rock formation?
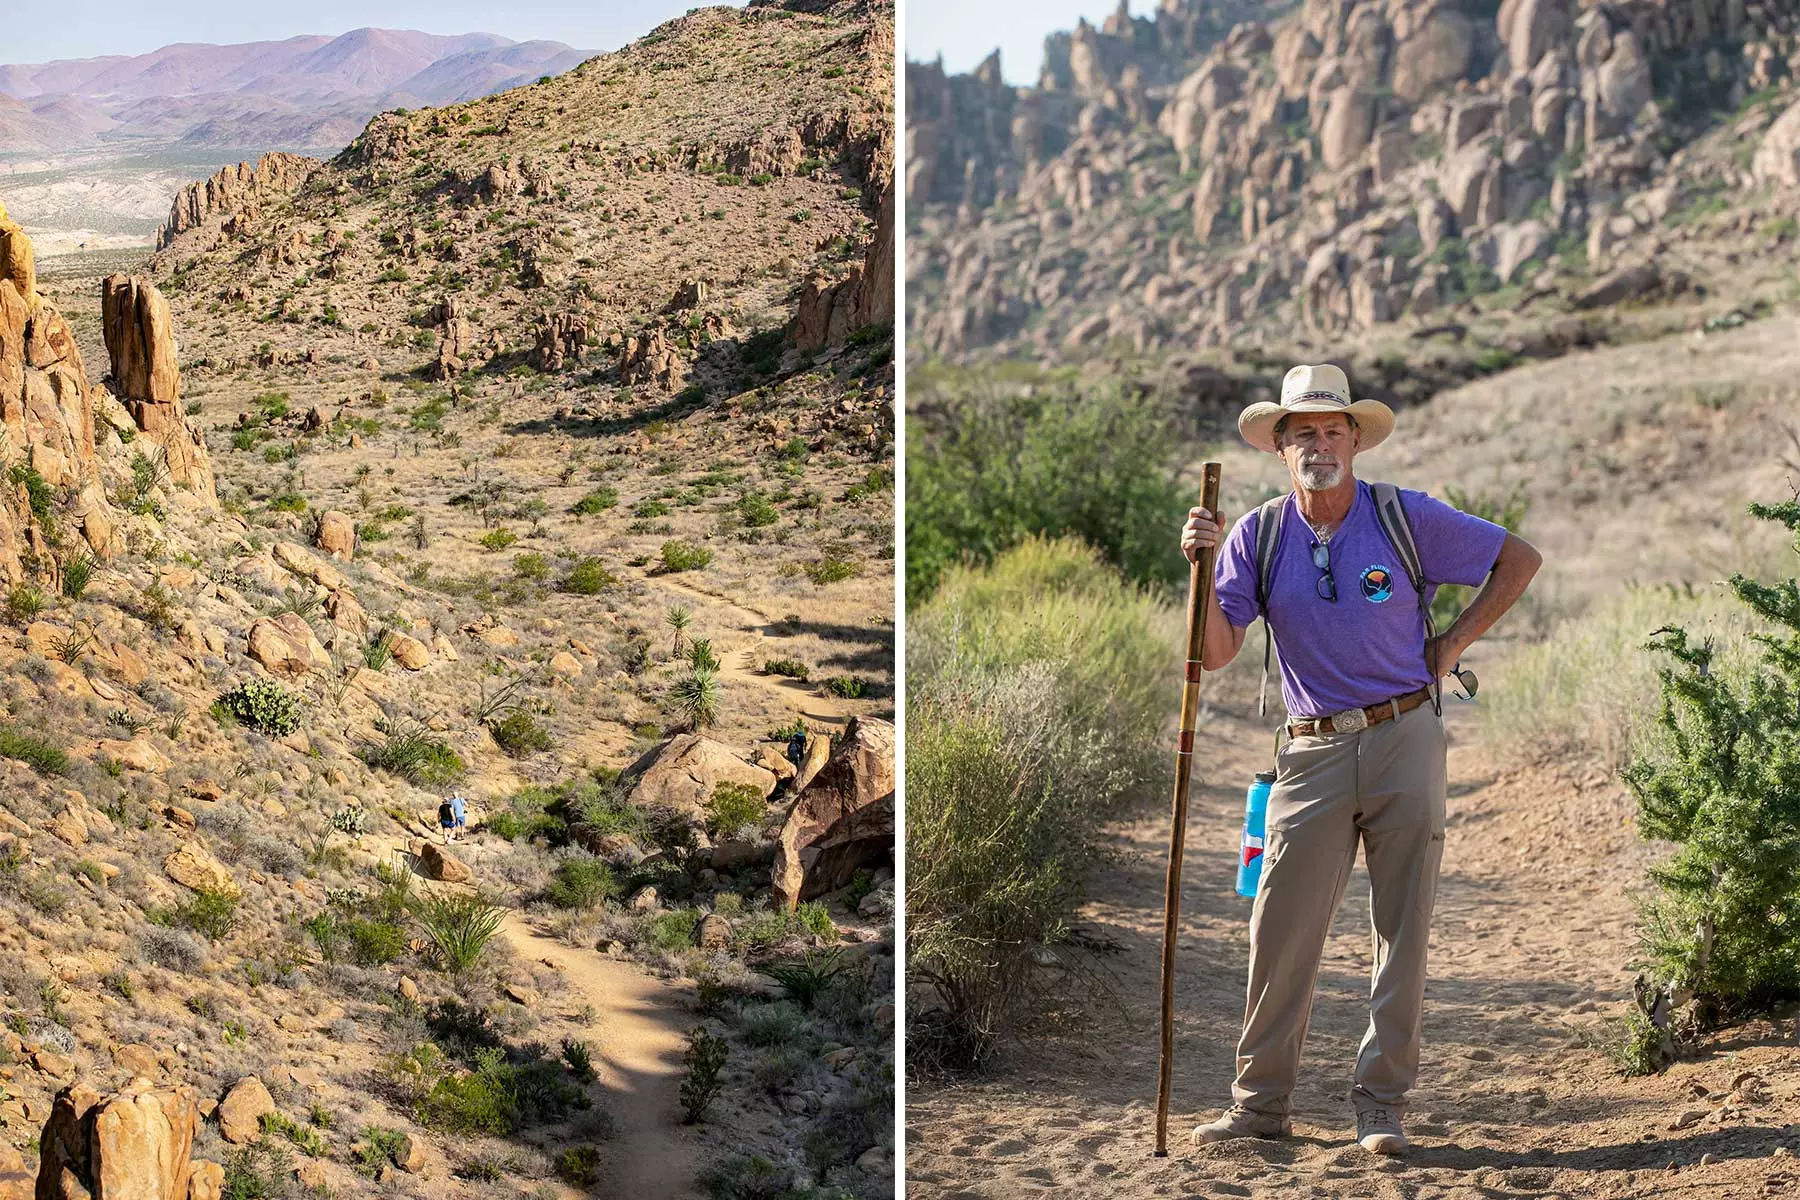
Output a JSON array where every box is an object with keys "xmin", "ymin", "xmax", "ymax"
[
  {"xmin": 35, "ymin": 1079, "xmax": 199, "ymax": 1200},
  {"xmin": 100, "ymin": 275, "xmax": 217, "ymax": 502},
  {"xmin": 621, "ymin": 734, "xmax": 777, "ymax": 816},
  {"xmin": 534, "ymin": 311, "xmax": 591, "ymax": 371},
  {"xmin": 772, "ymin": 717, "xmax": 895, "ymax": 909},
  {"xmin": 619, "ymin": 326, "xmax": 686, "ymax": 390},
  {"xmin": 156, "ymin": 152, "xmax": 320, "ymax": 251}
]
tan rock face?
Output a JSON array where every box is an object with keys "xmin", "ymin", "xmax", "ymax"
[
  {"xmin": 772, "ymin": 717, "xmax": 895, "ymax": 909},
  {"xmin": 419, "ymin": 843, "xmax": 471, "ymax": 882},
  {"xmin": 389, "ymin": 632, "xmax": 430, "ymax": 670},
  {"xmin": 622, "ymin": 734, "xmax": 778, "ymax": 815},
  {"xmin": 247, "ymin": 613, "xmax": 331, "ymax": 677},
  {"xmin": 163, "ymin": 841, "xmax": 240, "ymax": 898},
  {"xmin": 215, "ymin": 1076, "xmax": 274, "ymax": 1144},
  {"xmin": 314, "ymin": 511, "xmax": 355, "ymax": 559},
  {"xmin": 157, "ymin": 152, "xmax": 320, "ymax": 250},
  {"xmin": 100, "ymin": 275, "xmax": 217, "ymax": 503},
  {"xmin": 35, "ymin": 1079, "xmax": 199, "ymax": 1200},
  {"xmin": 96, "ymin": 738, "xmax": 172, "ymax": 774},
  {"xmin": 1756, "ymin": 98, "xmax": 1800, "ymax": 189},
  {"xmin": 186, "ymin": 1160, "xmax": 225, "ymax": 1200}
]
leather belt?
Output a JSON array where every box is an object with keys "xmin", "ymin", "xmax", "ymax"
[{"xmin": 1287, "ymin": 686, "xmax": 1432, "ymax": 738}]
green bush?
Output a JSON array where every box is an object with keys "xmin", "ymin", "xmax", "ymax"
[
  {"xmin": 738, "ymin": 491, "xmax": 778, "ymax": 527},
  {"xmin": 571, "ymin": 487, "xmax": 618, "ymax": 515},
  {"xmin": 660, "ymin": 540, "xmax": 713, "ymax": 572},
  {"xmin": 669, "ymin": 666, "xmax": 720, "ymax": 728},
  {"xmin": 558, "ymin": 1144, "xmax": 602, "ymax": 1185},
  {"xmin": 488, "ymin": 711, "xmax": 555, "ymax": 758},
  {"xmin": 220, "ymin": 1142, "xmax": 290, "ymax": 1198},
  {"xmin": 547, "ymin": 855, "xmax": 617, "ymax": 909},
  {"xmin": 1618, "ymin": 498, "xmax": 1800, "ymax": 1069},
  {"xmin": 563, "ymin": 556, "xmax": 617, "ymax": 594},
  {"xmin": 4, "ymin": 585, "xmax": 45, "ymax": 625},
  {"xmin": 178, "ymin": 889, "xmax": 239, "ymax": 940},
  {"xmin": 478, "ymin": 527, "xmax": 518, "ymax": 551},
  {"xmin": 906, "ymin": 383, "xmax": 1190, "ymax": 605},
  {"xmin": 764, "ymin": 657, "xmax": 809, "ymax": 679},
  {"xmin": 708, "ymin": 782, "xmax": 766, "ymax": 840},
  {"xmin": 61, "ymin": 553, "xmax": 96, "ymax": 600},
  {"xmin": 680, "ymin": 1028, "xmax": 729, "ymax": 1123},
  {"xmin": 908, "ymin": 538, "xmax": 1171, "ymax": 1066},
  {"xmin": 821, "ymin": 675, "xmax": 869, "ymax": 699},
  {"xmin": 0, "ymin": 727, "xmax": 67, "ymax": 776},
  {"xmin": 805, "ymin": 554, "xmax": 859, "ymax": 585},
  {"xmin": 364, "ymin": 716, "xmax": 463, "ymax": 785},
  {"xmin": 215, "ymin": 679, "xmax": 304, "ymax": 737}
]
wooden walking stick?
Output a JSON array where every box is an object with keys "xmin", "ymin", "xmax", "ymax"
[{"xmin": 1155, "ymin": 461, "xmax": 1222, "ymax": 1157}]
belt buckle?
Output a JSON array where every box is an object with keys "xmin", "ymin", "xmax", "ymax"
[{"xmin": 1331, "ymin": 706, "xmax": 1368, "ymax": 733}]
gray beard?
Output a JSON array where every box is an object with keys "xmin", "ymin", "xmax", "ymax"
[{"xmin": 1298, "ymin": 463, "xmax": 1344, "ymax": 490}]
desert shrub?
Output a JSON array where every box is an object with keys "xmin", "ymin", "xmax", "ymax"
[
  {"xmin": 488, "ymin": 711, "xmax": 554, "ymax": 757},
  {"xmin": 414, "ymin": 1044, "xmax": 588, "ymax": 1136},
  {"xmin": 412, "ymin": 891, "xmax": 507, "ymax": 973},
  {"xmin": 563, "ymin": 556, "xmax": 617, "ymax": 594},
  {"xmin": 764, "ymin": 657, "xmax": 808, "ymax": 679},
  {"xmin": 176, "ymin": 889, "xmax": 239, "ymax": 940},
  {"xmin": 5, "ymin": 586, "xmax": 46, "ymax": 625},
  {"xmin": 707, "ymin": 782, "xmax": 765, "ymax": 840},
  {"xmin": 908, "ymin": 537, "xmax": 1171, "ymax": 1067},
  {"xmin": 688, "ymin": 637, "xmax": 720, "ymax": 672},
  {"xmin": 805, "ymin": 554, "xmax": 859, "ymax": 585},
  {"xmin": 668, "ymin": 666, "xmax": 720, "ymax": 728},
  {"xmin": 214, "ymin": 679, "xmax": 304, "ymax": 737},
  {"xmin": 558, "ymin": 1144, "xmax": 602, "ymax": 1185},
  {"xmin": 260, "ymin": 1110, "xmax": 326, "ymax": 1155},
  {"xmin": 764, "ymin": 949, "xmax": 847, "ymax": 1011},
  {"xmin": 821, "ymin": 675, "xmax": 869, "ymax": 699},
  {"xmin": 906, "ymin": 382, "xmax": 1190, "ymax": 604},
  {"xmin": 512, "ymin": 551, "xmax": 552, "ymax": 582},
  {"xmin": 364, "ymin": 716, "xmax": 464, "ymax": 785},
  {"xmin": 478, "ymin": 527, "xmax": 517, "ymax": 551},
  {"xmin": 363, "ymin": 630, "xmax": 396, "ymax": 671},
  {"xmin": 0, "ymin": 727, "xmax": 67, "ymax": 776},
  {"xmin": 1617, "ymin": 498, "xmax": 1800, "ymax": 1071},
  {"xmin": 547, "ymin": 854, "xmax": 617, "ymax": 910},
  {"xmin": 60, "ymin": 554, "xmax": 95, "ymax": 600},
  {"xmin": 571, "ymin": 487, "xmax": 618, "ymax": 514},
  {"xmin": 647, "ymin": 908, "xmax": 701, "ymax": 951},
  {"xmin": 738, "ymin": 491, "xmax": 778, "ymax": 527},
  {"xmin": 352, "ymin": 1126, "xmax": 409, "ymax": 1176},
  {"xmin": 795, "ymin": 900, "xmax": 835, "ymax": 940},
  {"xmin": 739, "ymin": 1001, "xmax": 808, "ymax": 1048},
  {"xmin": 140, "ymin": 926, "xmax": 208, "ymax": 972},
  {"xmin": 561, "ymin": 1037, "xmax": 596, "ymax": 1081},
  {"xmin": 680, "ymin": 1028, "xmax": 729, "ymax": 1123},
  {"xmin": 660, "ymin": 540, "xmax": 713, "ymax": 572},
  {"xmin": 221, "ymin": 1141, "xmax": 290, "ymax": 1198}
]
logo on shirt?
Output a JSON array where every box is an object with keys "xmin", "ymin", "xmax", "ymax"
[{"xmin": 1361, "ymin": 564, "xmax": 1394, "ymax": 603}]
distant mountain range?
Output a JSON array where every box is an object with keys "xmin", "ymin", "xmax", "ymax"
[{"xmin": 0, "ymin": 29, "xmax": 590, "ymax": 154}]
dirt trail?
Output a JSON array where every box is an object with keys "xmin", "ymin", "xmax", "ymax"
[
  {"xmin": 499, "ymin": 913, "xmax": 706, "ymax": 1199},
  {"xmin": 906, "ymin": 702, "xmax": 1800, "ymax": 1199}
]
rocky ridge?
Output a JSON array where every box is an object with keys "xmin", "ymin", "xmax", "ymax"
[{"xmin": 908, "ymin": 0, "xmax": 1800, "ymax": 392}]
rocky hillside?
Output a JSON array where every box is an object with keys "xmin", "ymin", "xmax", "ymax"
[
  {"xmin": 0, "ymin": 1, "xmax": 895, "ymax": 1196},
  {"xmin": 908, "ymin": 0, "xmax": 1800, "ymax": 404}
]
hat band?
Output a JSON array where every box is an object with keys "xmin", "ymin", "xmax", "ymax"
[{"xmin": 1284, "ymin": 390, "xmax": 1349, "ymax": 408}]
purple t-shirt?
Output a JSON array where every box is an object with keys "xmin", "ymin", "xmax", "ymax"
[{"xmin": 1215, "ymin": 481, "xmax": 1506, "ymax": 718}]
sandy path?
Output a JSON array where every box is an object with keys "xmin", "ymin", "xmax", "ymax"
[
  {"xmin": 906, "ymin": 704, "xmax": 1800, "ymax": 1199},
  {"xmin": 499, "ymin": 913, "xmax": 707, "ymax": 1198}
]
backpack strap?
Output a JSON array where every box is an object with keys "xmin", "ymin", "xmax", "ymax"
[
  {"xmin": 1370, "ymin": 482, "xmax": 1441, "ymax": 716},
  {"xmin": 1252, "ymin": 494, "xmax": 1290, "ymax": 719}
]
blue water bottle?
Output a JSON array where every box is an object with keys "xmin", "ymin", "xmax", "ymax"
[{"xmin": 1237, "ymin": 771, "xmax": 1275, "ymax": 898}]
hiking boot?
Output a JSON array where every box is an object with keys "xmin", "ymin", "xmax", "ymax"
[
  {"xmin": 1355, "ymin": 1107, "xmax": 1409, "ymax": 1155},
  {"xmin": 1191, "ymin": 1105, "xmax": 1291, "ymax": 1145}
]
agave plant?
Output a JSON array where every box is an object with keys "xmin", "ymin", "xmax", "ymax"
[
  {"xmin": 411, "ymin": 890, "xmax": 508, "ymax": 973},
  {"xmin": 668, "ymin": 666, "xmax": 719, "ymax": 729}
]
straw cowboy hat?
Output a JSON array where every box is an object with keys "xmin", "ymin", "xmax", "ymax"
[{"xmin": 1237, "ymin": 364, "xmax": 1395, "ymax": 455}]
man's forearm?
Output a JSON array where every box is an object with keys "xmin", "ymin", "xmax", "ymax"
[{"xmin": 1444, "ymin": 532, "xmax": 1542, "ymax": 653}]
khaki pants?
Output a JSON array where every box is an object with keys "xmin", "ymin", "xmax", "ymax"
[{"xmin": 1230, "ymin": 701, "xmax": 1447, "ymax": 1118}]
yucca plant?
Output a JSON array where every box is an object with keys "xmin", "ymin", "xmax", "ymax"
[
  {"xmin": 668, "ymin": 666, "xmax": 720, "ymax": 729},
  {"xmin": 688, "ymin": 637, "xmax": 720, "ymax": 672},
  {"xmin": 666, "ymin": 604, "xmax": 692, "ymax": 656},
  {"xmin": 411, "ymin": 891, "xmax": 508, "ymax": 973},
  {"xmin": 763, "ymin": 948, "xmax": 848, "ymax": 1011}
]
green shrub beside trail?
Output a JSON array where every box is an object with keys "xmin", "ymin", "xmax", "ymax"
[{"xmin": 907, "ymin": 538, "xmax": 1172, "ymax": 1068}]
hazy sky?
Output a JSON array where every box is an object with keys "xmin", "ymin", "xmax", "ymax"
[
  {"xmin": 5, "ymin": 1, "xmax": 721, "ymax": 64},
  {"xmin": 906, "ymin": 0, "xmax": 1159, "ymax": 85}
]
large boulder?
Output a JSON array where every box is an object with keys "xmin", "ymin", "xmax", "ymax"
[
  {"xmin": 99, "ymin": 275, "xmax": 216, "ymax": 502},
  {"xmin": 163, "ymin": 841, "xmax": 240, "ymax": 898},
  {"xmin": 313, "ymin": 511, "xmax": 355, "ymax": 559},
  {"xmin": 622, "ymin": 734, "xmax": 777, "ymax": 816},
  {"xmin": 35, "ymin": 1079, "xmax": 198, "ymax": 1199},
  {"xmin": 1391, "ymin": 8, "xmax": 1473, "ymax": 101},
  {"xmin": 771, "ymin": 718, "xmax": 895, "ymax": 910},
  {"xmin": 247, "ymin": 613, "xmax": 330, "ymax": 678},
  {"xmin": 215, "ymin": 1076, "xmax": 273, "ymax": 1144},
  {"xmin": 1319, "ymin": 87, "xmax": 1377, "ymax": 171},
  {"xmin": 1754, "ymin": 97, "xmax": 1800, "ymax": 189},
  {"xmin": 418, "ymin": 843, "xmax": 470, "ymax": 883}
]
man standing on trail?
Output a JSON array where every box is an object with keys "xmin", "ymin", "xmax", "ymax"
[{"xmin": 1179, "ymin": 364, "xmax": 1541, "ymax": 1155}]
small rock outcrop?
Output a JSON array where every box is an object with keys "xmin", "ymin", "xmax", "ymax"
[
  {"xmin": 99, "ymin": 275, "xmax": 217, "ymax": 502},
  {"xmin": 621, "ymin": 734, "xmax": 777, "ymax": 816},
  {"xmin": 35, "ymin": 1079, "xmax": 198, "ymax": 1199},
  {"xmin": 772, "ymin": 717, "xmax": 895, "ymax": 909},
  {"xmin": 619, "ymin": 326, "xmax": 685, "ymax": 390},
  {"xmin": 156, "ymin": 152, "xmax": 320, "ymax": 250},
  {"xmin": 215, "ymin": 1076, "xmax": 274, "ymax": 1145},
  {"xmin": 534, "ymin": 310, "xmax": 591, "ymax": 371},
  {"xmin": 419, "ymin": 843, "xmax": 471, "ymax": 882}
]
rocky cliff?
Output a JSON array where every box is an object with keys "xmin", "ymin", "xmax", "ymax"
[
  {"xmin": 155, "ymin": 153, "xmax": 322, "ymax": 252},
  {"xmin": 909, "ymin": 0, "xmax": 1800, "ymax": 367}
]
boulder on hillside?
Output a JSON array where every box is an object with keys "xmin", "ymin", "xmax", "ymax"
[
  {"xmin": 419, "ymin": 843, "xmax": 470, "ymax": 883},
  {"xmin": 313, "ymin": 510, "xmax": 355, "ymax": 559},
  {"xmin": 771, "ymin": 717, "xmax": 895, "ymax": 910},
  {"xmin": 794, "ymin": 733, "xmax": 833, "ymax": 793},
  {"xmin": 35, "ymin": 1079, "xmax": 198, "ymax": 1199},
  {"xmin": 1754, "ymin": 97, "xmax": 1800, "ymax": 189},
  {"xmin": 0, "ymin": 1144, "xmax": 29, "ymax": 1200},
  {"xmin": 622, "ymin": 734, "xmax": 777, "ymax": 816},
  {"xmin": 215, "ymin": 1076, "xmax": 274, "ymax": 1144},
  {"xmin": 163, "ymin": 841, "xmax": 240, "ymax": 898},
  {"xmin": 247, "ymin": 613, "xmax": 331, "ymax": 678}
]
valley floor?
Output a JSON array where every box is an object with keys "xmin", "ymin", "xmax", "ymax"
[{"xmin": 906, "ymin": 702, "xmax": 1800, "ymax": 1200}]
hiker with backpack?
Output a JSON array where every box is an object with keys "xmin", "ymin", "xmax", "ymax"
[{"xmin": 1178, "ymin": 364, "xmax": 1541, "ymax": 1155}]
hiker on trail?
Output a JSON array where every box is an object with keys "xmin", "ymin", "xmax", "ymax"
[
  {"xmin": 1178, "ymin": 363, "xmax": 1541, "ymax": 1156},
  {"xmin": 450, "ymin": 791, "xmax": 468, "ymax": 838},
  {"xmin": 437, "ymin": 797, "xmax": 456, "ymax": 845}
]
